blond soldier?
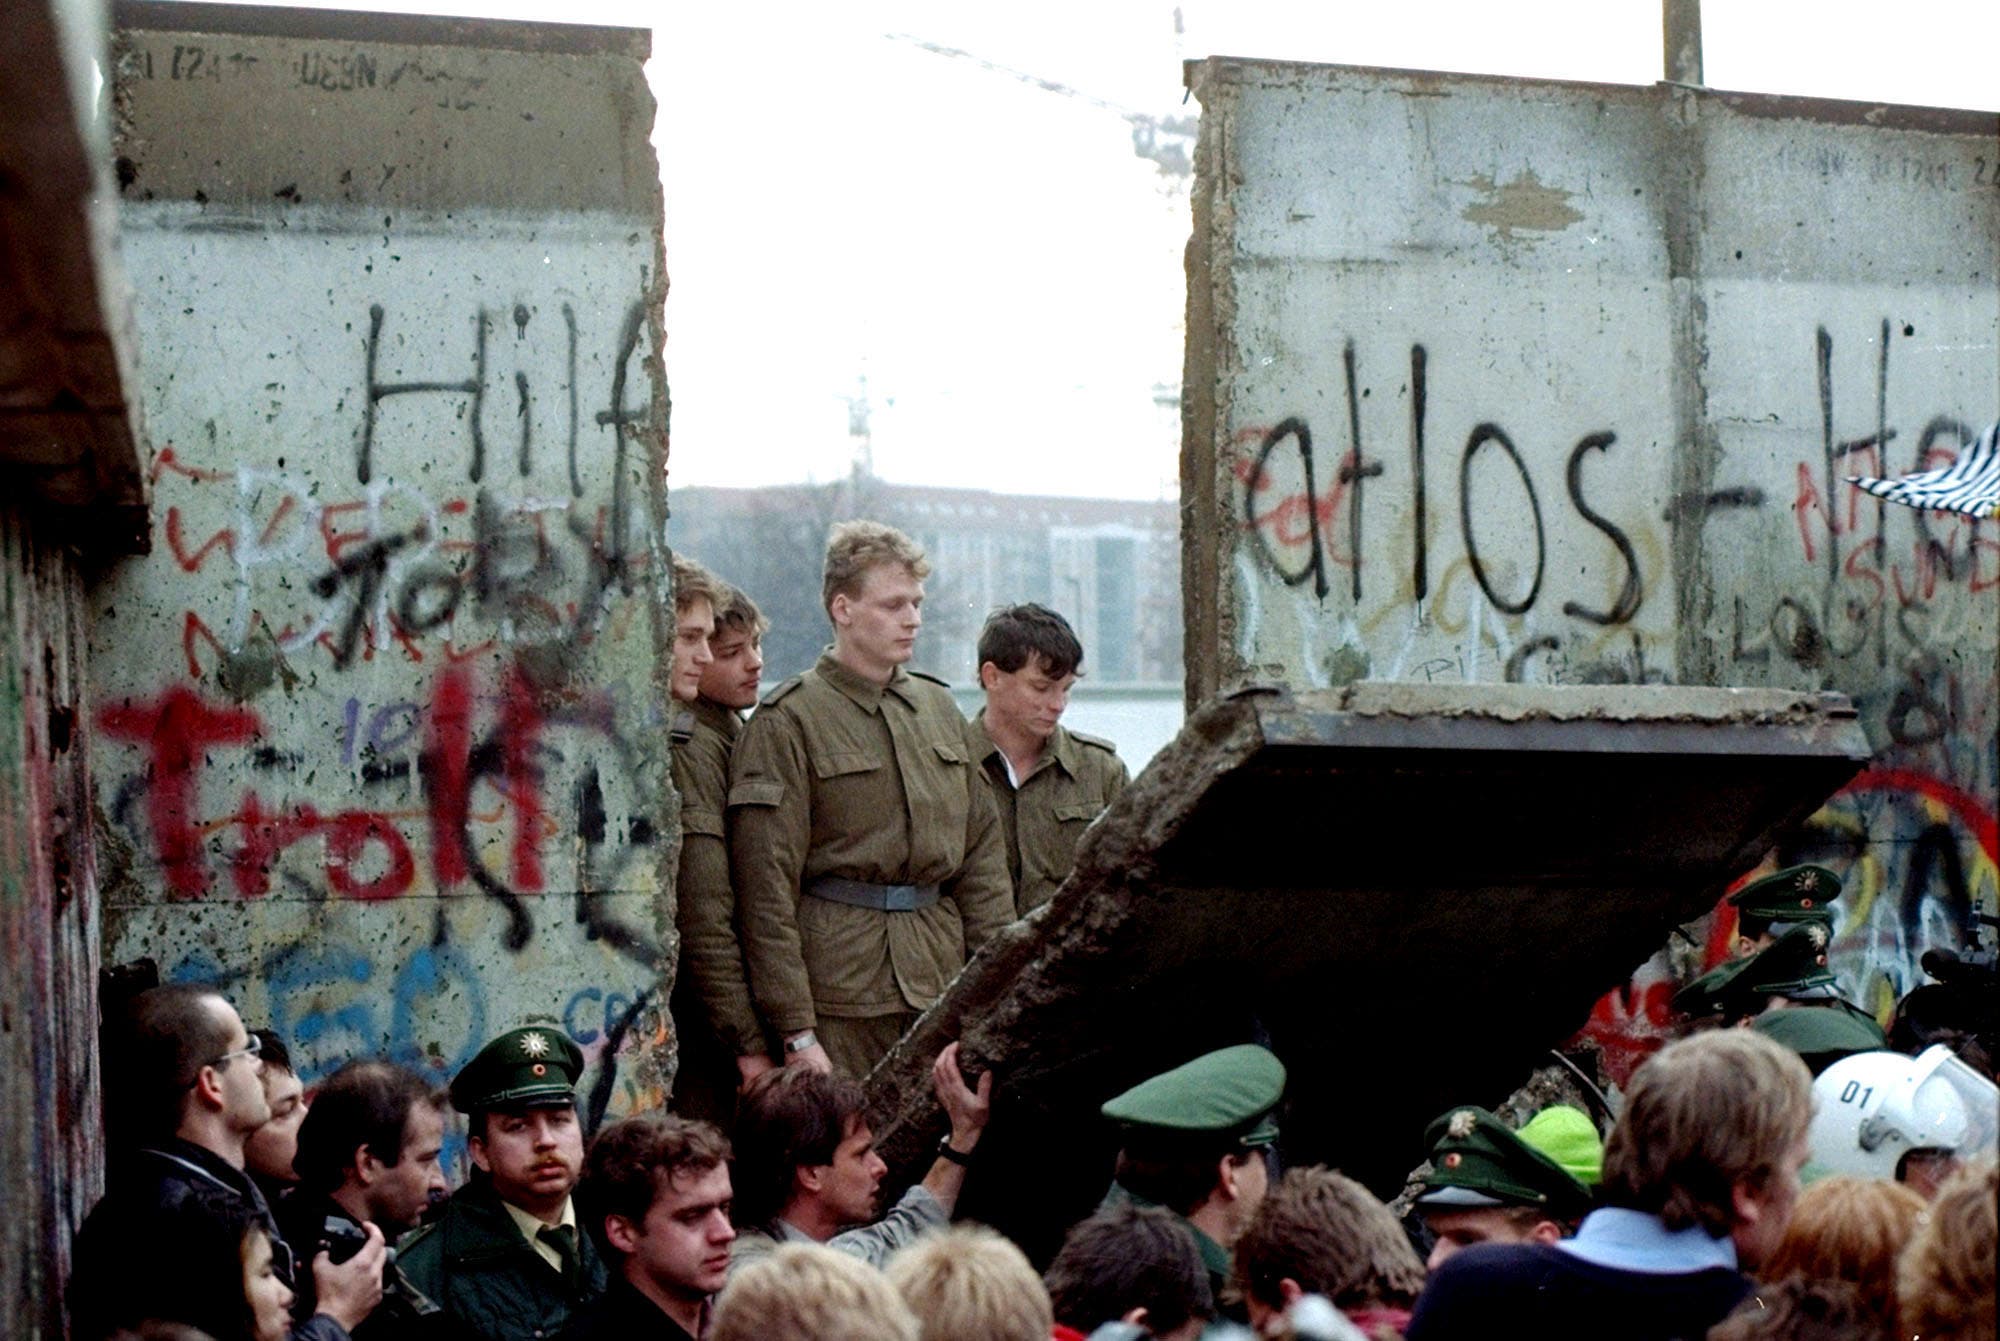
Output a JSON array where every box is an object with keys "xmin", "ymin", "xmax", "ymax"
[
  {"xmin": 964, "ymin": 603, "xmax": 1129, "ymax": 915},
  {"xmin": 726, "ymin": 522, "xmax": 1013, "ymax": 1078}
]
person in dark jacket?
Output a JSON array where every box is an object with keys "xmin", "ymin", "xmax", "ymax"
[
  {"xmin": 397, "ymin": 1027, "xmax": 605, "ymax": 1340},
  {"xmin": 68, "ymin": 984, "xmax": 385, "ymax": 1341},
  {"xmin": 561, "ymin": 1114, "xmax": 734, "ymax": 1341},
  {"xmin": 279, "ymin": 1060, "xmax": 451, "ymax": 1338},
  {"xmin": 1406, "ymin": 1030, "xmax": 1814, "ymax": 1341}
]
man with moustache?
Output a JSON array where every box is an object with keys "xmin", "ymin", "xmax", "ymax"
[
  {"xmin": 563, "ymin": 1115, "xmax": 735, "ymax": 1341},
  {"xmin": 280, "ymin": 1060, "xmax": 452, "ymax": 1337},
  {"xmin": 728, "ymin": 521, "xmax": 1013, "ymax": 1078},
  {"xmin": 399, "ymin": 1027, "xmax": 605, "ymax": 1341}
]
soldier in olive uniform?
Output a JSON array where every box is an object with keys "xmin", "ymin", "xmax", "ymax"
[
  {"xmin": 665, "ymin": 559, "xmax": 768, "ymax": 1124},
  {"xmin": 398, "ymin": 1027, "xmax": 606, "ymax": 1341},
  {"xmin": 726, "ymin": 521, "xmax": 1013, "ymax": 1079},
  {"xmin": 963, "ymin": 604, "xmax": 1129, "ymax": 916}
]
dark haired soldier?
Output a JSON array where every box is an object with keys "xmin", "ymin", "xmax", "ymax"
[
  {"xmin": 278, "ymin": 1061, "xmax": 450, "ymax": 1334},
  {"xmin": 966, "ymin": 603, "xmax": 1129, "ymax": 915},
  {"xmin": 564, "ymin": 1115, "xmax": 735, "ymax": 1341},
  {"xmin": 398, "ymin": 1026, "xmax": 606, "ymax": 1341},
  {"xmin": 728, "ymin": 1041, "xmax": 991, "ymax": 1272},
  {"xmin": 68, "ymin": 985, "xmax": 384, "ymax": 1341},
  {"xmin": 1100, "ymin": 1044, "xmax": 1287, "ymax": 1321}
]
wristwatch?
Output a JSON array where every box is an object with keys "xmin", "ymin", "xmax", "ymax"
[
  {"xmin": 783, "ymin": 1031, "xmax": 818, "ymax": 1056},
  {"xmin": 936, "ymin": 1134, "xmax": 973, "ymax": 1167}
]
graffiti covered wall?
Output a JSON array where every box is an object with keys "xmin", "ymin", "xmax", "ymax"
[
  {"xmin": 1184, "ymin": 62, "xmax": 1998, "ymax": 1075},
  {"xmin": 95, "ymin": 4, "xmax": 675, "ymax": 1118}
]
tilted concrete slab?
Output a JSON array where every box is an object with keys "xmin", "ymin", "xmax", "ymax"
[{"xmin": 865, "ymin": 683, "xmax": 1870, "ymax": 1259}]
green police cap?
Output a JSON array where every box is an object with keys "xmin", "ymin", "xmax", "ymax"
[
  {"xmin": 1518, "ymin": 1104, "xmax": 1604, "ymax": 1189},
  {"xmin": 1752, "ymin": 1004, "xmax": 1887, "ymax": 1074},
  {"xmin": 448, "ymin": 1026, "xmax": 585, "ymax": 1113},
  {"xmin": 1730, "ymin": 864, "xmax": 1840, "ymax": 926},
  {"xmin": 1417, "ymin": 1106, "xmax": 1593, "ymax": 1220},
  {"xmin": 1736, "ymin": 921, "xmax": 1840, "ymax": 999},
  {"xmin": 1101, "ymin": 1044, "xmax": 1286, "ymax": 1147},
  {"xmin": 1673, "ymin": 959, "xmax": 1747, "ymax": 1018}
]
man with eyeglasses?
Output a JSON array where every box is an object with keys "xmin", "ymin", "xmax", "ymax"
[{"xmin": 68, "ymin": 984, "xmax": 387, "ymax": 1340}]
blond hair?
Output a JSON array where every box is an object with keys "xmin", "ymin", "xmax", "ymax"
[
  {"xmin": 1601, "ymin": 1030, "xmax": 1812, "ymax": 1237},
  {"xmin": 711, "ymin": 1242, "xmax": 919, "ymax": 1341},
  {"xmin": 1896, "ymin": 1159, "xmax": 1996, "ymax": 1341},
  {"xmin": 821, "ymin": 520, "xmax": 929, "ymax": 615},
  {"xmin": 1764, "ymin": 1176, "xmax": 1925, "ymax": 1322},
  {"xmin": 671, "ymin": 554, "xmax": 722, "ymax": 618},
  {"xmin": 885, "ymin": 1225, "xmax": 1052, "ymax": 1341}
]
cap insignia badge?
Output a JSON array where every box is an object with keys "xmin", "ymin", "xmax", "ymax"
[
  {"xmin": 521, "ymin": 1032, "xmax": 550, "ymax": 1058},
  {"xmin": 1447, "ymin": 1110, "xmax": 1477, "ymax": 1140}
]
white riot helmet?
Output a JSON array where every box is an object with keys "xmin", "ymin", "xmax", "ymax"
[{"xmin": 1809, "ymin": 1044, "xmax": 1999, "ymax": 1182}]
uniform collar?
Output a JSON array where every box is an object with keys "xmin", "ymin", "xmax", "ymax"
[
  {"xmin": 815, "ymin": 649, "xmax": 920, "ymax": 711},
  {"xmin": 690, "ymin": 695, "xmax": 744, "ymax": 740},
  {"xmin": 502, "ymin": 1191, "xmax": 578, "ymax": 1250},
  {"xmin": 968, "ymin": 707, "xmax": 1075, "ymax": 782}
]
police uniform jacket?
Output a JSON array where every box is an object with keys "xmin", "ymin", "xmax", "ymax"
[
  {"xmin": 671, "ymin": 697, "xmax": 762, "ymax": 1056},
  {"xmin": 964, "ymin": 709, "xmax": 1129, "ymax": 915},
  {"xmin": 396, "ymin": 1180, "xmax": 606, "ymax": 1341},
  {"xmin": 726, "ymin": 652, "xmax": 1014, "ymax": 1033}
]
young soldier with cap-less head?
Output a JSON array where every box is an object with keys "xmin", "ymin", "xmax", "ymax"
[
  {"xmin": 278, "ymin": 1060, "xmax": 450, "ymax": 1336},
  {"xmin": 563, "ymin": 1114, "xmax": 734, "ymax": 1341},
  {"xmin": 728, "ymin": 1041, "xmax": 991, "ymax": 1273},
  {"xmin": 965, "ymin": 603, "xmax": 1130, "ymax": 916},
  {"xmin": 665, "ymin": 557, "xmax": 768, "ymax": 1125},
  {"xmin": 244, "ymin": 1029, "xmax": 307, "ymax": 1210},
  {"xmin": 700, "ymin": 584, "xmax": 768, "ymax": 714},
  {"xmin": 398, "ymin": 1026, "xmax": 606, "ymax": 1341},
  {"xmin": 727, "ymin": 520, "xmax": 1013, "ymax": 1079},
  {"xmin": 1406, "ymin": 1030, "xmax": 1815, "ymax": 1341},
  {"xmin": 1413, "ymin": 1105, "xmax": 1597, "ymax": 1272},
  {"xmin": 1099, "ymin": 1043, "xmax": 1287, "ymax": 1323},
  {"xmin": 68, "ymin": 985, "xmax": 386, "ymax": 1341}
]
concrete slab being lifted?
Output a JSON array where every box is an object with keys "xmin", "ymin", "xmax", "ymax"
[{"xmin": 864, "ymin": 682, "xmax": 1871, "ymax": 1260}]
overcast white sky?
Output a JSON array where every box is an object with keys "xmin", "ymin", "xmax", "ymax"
[{"xmin": 164, "ymin": 0, "xmax": 2000, "ymax": 499}]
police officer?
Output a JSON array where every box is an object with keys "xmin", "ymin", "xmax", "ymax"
[
  {"xmin": 1100, "ymin": 1044, "xmax": 1287, "ymax": 1322},
  {"xmin": 726, "ymin": 521, "xmax": 1013, "ymax": 1079},
  {"xmin": 1677, "ymin": 921, "xmax": 1886, "ymax": 1047},
  {"xmin": 1413, "ymin": 1105, "xmax": 1597, "ymax": 1272},
  {"xmin": 1679, "ymin": 864, "xmax": 1845, "ymax": 1016},
  {"xmin": 398, "ymin": 1026, "xmax": 606, "ymax": 1340},
  {"xmin": 964, "ymin": 604, "xmax": 1130, "ymax": 916}
]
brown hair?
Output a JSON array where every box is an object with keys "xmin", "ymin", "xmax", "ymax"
[
  {"xmin": 732, "ymin": 1066, "xmax": 868, "ymax": 1230},
  {"xmin": 1043, "ymin": 1203, "xmax": 1213, "ymax": 1336},
  {"xmin": 1764, "ymin": 1176, "xmax": 1925, "ymax": 1322},
  {"xmin": 821, "ymin": 520, "xmax": 929, "ymax": 615},
  {"xmin": 1709, "ymin": 1277, "xmax": 1891, "ymax": 1341},
  {"xmin": 1600, "ymin": 1030, "xmax": 1812, "ymax": 1236},
  {"xmin": 1233, "ymin": 1166, "xmax": 1426, "ymax": 1313},
  {"xmin": 294, "ymin": 1060, "xmax": 446, "ymax": 1195},
  {"xmin": 711, "ymin": 1242, "xmax": 919, "ymax": 1341},
  {"xmin": 1896, "ymin": 1159, "xmax": 1997, "ymax": 1341},
  {"xmin": 885, "ymin": 1225, "xmax": 1052, "ymax": 1341},
  {"xmin": 111, "ymin": 985, "xmax": 236, "ymax": 1144},
  {"xmin": 713, "ymin": 584, "xmax": 769, "ymax": 638},
  {"xmin": 582, "ymin": 1114, "xmax": 732, "ymax": 1250},
  {"xmin": 672, "ymin": 554, "xmax": 722, "ymax": 617}
]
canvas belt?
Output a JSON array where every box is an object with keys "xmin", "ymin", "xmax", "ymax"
[{"xmin": 806, "ymin": 876, "xmax": 941, "ymax": 912}]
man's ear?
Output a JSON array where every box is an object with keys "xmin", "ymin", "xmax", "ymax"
[
  {"xmin": 1729, "ymin": 1176, "xmax": 1765, "ymax": 1234},
  {"xmin": 1278, "ymin": 1278, "xmax": 1305, "ymax": 1307},
  {"xmin": 829, "ymin": 593, "xmax": 851, "ymax": 628},
  {"xmin": 467, "ymin": 1135, "xmax": 492, "ymax": 1175},
  {"xmin": 189, "ymin": 1064, "xmax": 226, "ymax": 1114},
  {"xmin": 1735, "ymin": 935, "xmax": 1758, "ymax": 957},
  {"xmin": 1529, "ymin": 1219, "xmax": 1564, "ymax": 1247},
  {"xmin": 354, "ymin": 1143, "xmax": 383, "ymax": 1188},
  {"xmin": 796, "ymin": 1164, "xmax": 824, "ymax": 1196},
  {"xmin": 978, "ymin": 662, "xmax": 1000, "ymax": 691},
  {"xmin": 1216, "ymin": 1152, "xmax": 1242, "ymax": 1202},
  {"xmin": 603, "ymin": 1213, "xmax": 642, "ymax": 1256}
]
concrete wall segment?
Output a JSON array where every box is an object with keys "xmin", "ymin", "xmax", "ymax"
[
  {"xmin": 1184, "ymin": 59, "xmax": 1999, "ymax": 1062},
  {"xmin": 94, "ymin": 3, "xmax": 676, "ymax": 1124}
]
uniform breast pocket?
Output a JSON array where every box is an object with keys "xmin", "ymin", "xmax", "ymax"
[{"xmin": 1054, "ymin": 802, "xmax": 1104, "ymax": 826}]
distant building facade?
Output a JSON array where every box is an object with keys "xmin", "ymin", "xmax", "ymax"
[{"xmin": 670, "ymin": 474, "xmax": 1182, "ymax": 688}]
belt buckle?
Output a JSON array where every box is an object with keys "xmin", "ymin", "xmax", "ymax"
[{"xmin": 884, "ymin": 885, "xmax": 919, "ymax": 912}]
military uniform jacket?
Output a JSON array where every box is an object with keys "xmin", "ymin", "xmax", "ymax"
[
  {"xmin": 672, "ymin": 697, "xmax": 763, "ymax": 1056},
  {"xmin": 964, "ymin": 709, "xmax": 1129, "ymax": 915},
  {"xmin": 726, "ymin": 652, "xmax": 1014, "ymax": 1031},
  {"xmin": 396, "ymin": 1181, "xmax": 606, "ymax": 1341}
]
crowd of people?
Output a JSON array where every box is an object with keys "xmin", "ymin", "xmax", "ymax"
[{"xmin": 67, "ymin": 520, "xmax": 1999, "ymax": 1341}]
